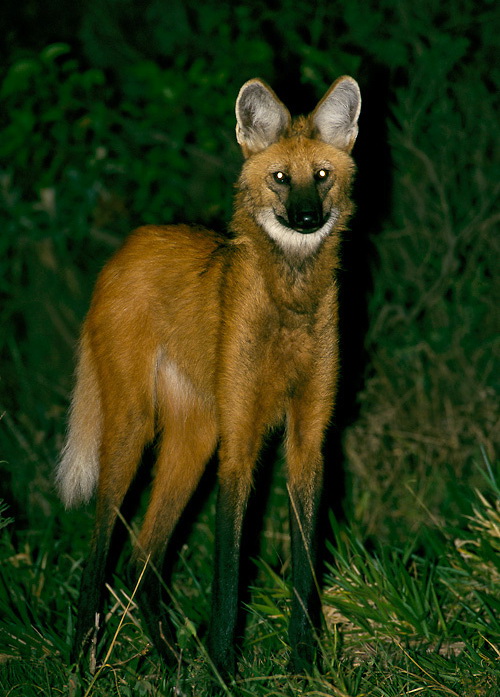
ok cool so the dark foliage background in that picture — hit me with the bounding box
[0,0,498,693]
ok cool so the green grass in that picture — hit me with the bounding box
[0,457,498,695]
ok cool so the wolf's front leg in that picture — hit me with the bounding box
[285,388,332,672]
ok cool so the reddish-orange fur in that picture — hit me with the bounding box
[59,75,361,674]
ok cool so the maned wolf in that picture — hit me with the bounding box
[58,75,361,675]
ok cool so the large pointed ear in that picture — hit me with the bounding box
[236,79,291,157]
[312,76,361,153]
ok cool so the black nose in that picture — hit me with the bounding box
[286,184,324,233]
[294,210,321,230]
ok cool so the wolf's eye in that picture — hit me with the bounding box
[273,171,290,185]
[315,169,329,182]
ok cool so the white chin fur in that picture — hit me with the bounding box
[256,208,338,256]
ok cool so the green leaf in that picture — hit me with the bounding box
[0,60,41,98]
[39,43,71,63]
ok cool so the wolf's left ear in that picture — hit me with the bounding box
[236,79,291,157]
[312,76,361,153]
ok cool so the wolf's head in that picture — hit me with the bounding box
[235,76,361,257]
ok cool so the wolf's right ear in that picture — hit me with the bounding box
[236,79,291,157]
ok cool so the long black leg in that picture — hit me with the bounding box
[287,479,323,672]
[71,507,117,665]
[71,420,149,666]
[130,406,217,666]
[132,554,179,666]
[207,478,251,677]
